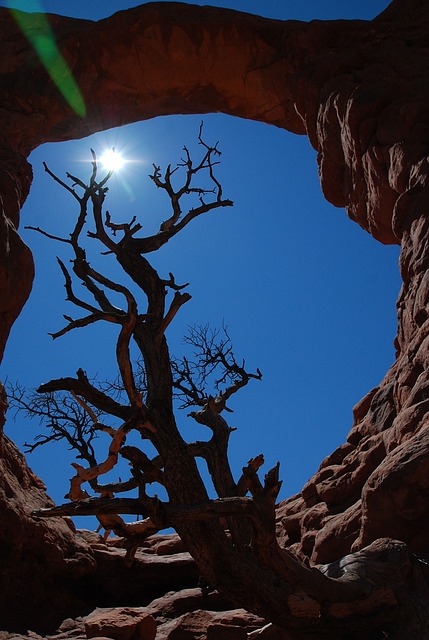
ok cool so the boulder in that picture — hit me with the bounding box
[84,608,156,640]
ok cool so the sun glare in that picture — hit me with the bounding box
[100,148,126,172]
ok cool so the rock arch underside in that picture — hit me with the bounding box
[2,0,429,638]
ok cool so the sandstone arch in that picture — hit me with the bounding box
[2,0,429,636]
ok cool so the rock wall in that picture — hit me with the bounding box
[1,0,429,634]
[0,432,96,631]
[0,149,33,361]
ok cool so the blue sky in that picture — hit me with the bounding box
[1,0,399,520]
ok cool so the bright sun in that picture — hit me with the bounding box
[100,148,126,172]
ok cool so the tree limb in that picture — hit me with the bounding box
[37,368,132,421]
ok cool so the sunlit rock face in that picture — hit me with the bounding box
[1,0,429,633]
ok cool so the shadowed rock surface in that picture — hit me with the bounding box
[1,0,429,636]
[0,433,96,631]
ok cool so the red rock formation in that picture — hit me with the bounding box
[0,432,96,631]
[0,149,33,361]
[2,0,429,635]
[84,607,157,640]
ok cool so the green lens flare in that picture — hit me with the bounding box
[9,2,86,117]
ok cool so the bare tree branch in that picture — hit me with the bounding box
[16,132,419,637]
[172,324,262,411]
[156,291,192,344]
[67,419,133,501]
[104,210,142,238]
[24,225,71,244]
[37,368,132,421]
[7,383,99,465]
[161,272,189,291]
[43,161,82,201]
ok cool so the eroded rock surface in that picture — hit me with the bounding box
[2,0,429,637]
[0,432,96,631]
[277,214,429,564]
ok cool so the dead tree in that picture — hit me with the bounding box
[19,130,429,639]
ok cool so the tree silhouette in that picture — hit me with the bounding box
[9,129,429,639]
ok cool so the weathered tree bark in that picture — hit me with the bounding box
[2,0,429,636]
